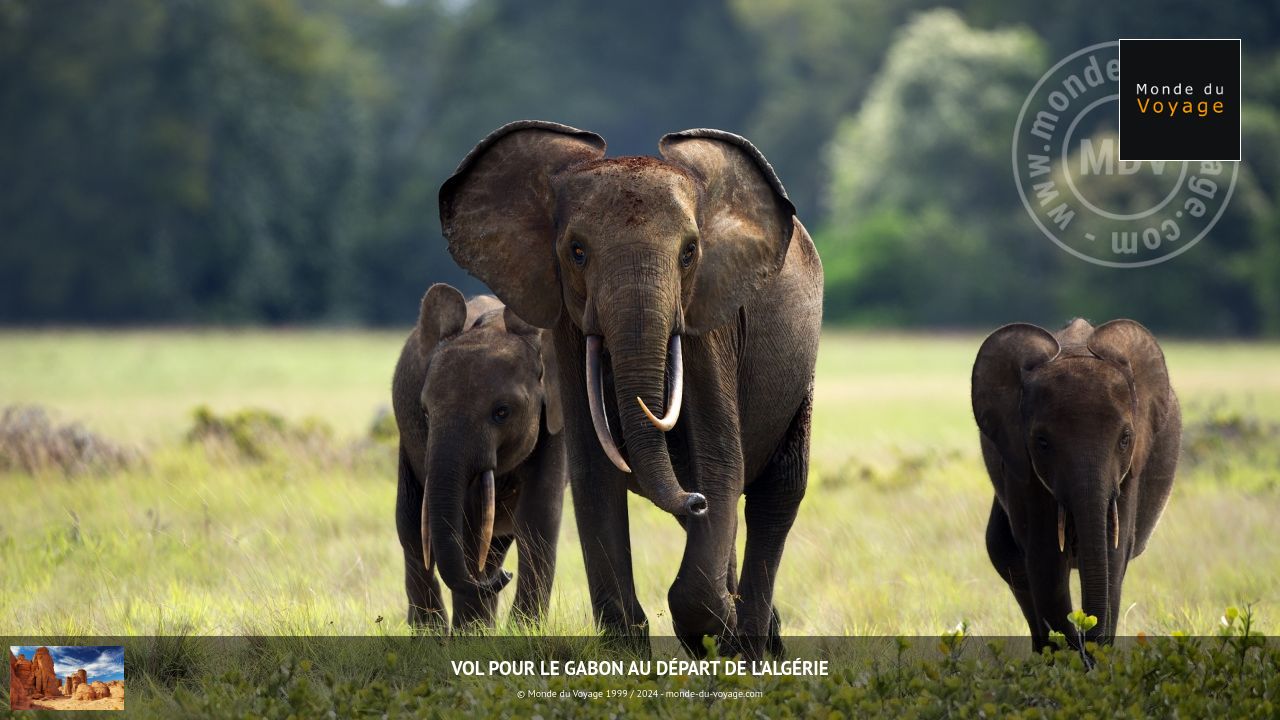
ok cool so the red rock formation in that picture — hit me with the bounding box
[30,647,62,697]
[8,649,32,710]
[11,651,33,692]
[11,649,119,708]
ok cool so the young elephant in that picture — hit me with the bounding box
[392,283,566,630]
[972,318,1180,649]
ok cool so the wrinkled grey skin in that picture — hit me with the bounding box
[972,318,1180,650]
[392,283,566,630]
[438,121,823,659]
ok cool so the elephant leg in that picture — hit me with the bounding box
[669,486,741,658]
[1106,558,1129,640]
[715,524,750,658]
[452,535,514,629]
[735,390,811,660]
[668,371,746,658]
[556,323,647,649]
[512,432,567,625]
[985,498,1036,644]
[569,455,647,646]
[402,549,447,631]
[672,511,743,654]
[726,533,739,602]
[1024,525,1073,652]
[396,445,447,630]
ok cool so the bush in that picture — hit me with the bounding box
[185,405,393,472]
[186,405,335,462]
[0,405,140,476]
[1182,406,1280,492]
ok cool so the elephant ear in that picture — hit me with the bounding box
[440,121,607,329]
[418,284,468,362]
[658,129,796,333]
[971,323,1061,480]
[1088,319,1173,461]
[501,307,562,435]
[538,328,563,435]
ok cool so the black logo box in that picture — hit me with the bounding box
[1119,39,1241,162]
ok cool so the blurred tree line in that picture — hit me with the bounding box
[0,0,1277,334]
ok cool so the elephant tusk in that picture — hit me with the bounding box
[586,335,631,473]
[476,469,495,575]
[420,482,431,571]
[636,335,683,432]
[1110,497,1120,550]
[1057,504,1066,553]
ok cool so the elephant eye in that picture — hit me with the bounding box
[680,240,697,268]
[570,241,587,266]
[1036,436,1050,451]
[491,403,511,424]
[1119,430,1132,451]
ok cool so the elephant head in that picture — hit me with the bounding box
[439,121,795,518]
[972,319,1174,640]
[416,283,562,596]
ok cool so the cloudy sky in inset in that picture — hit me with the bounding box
[10,646,124,683]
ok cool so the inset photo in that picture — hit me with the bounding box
[8,646,124,712]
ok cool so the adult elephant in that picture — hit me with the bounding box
[439,121,823,657]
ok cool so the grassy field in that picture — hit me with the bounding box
[1,329,1278,638]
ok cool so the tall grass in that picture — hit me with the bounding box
[1,330,1278,637]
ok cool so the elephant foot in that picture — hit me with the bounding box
[721,607,784,660]
[594,604,651,657]
[679,632,715,659]
[716,633,744,659]
[669,583,735,659]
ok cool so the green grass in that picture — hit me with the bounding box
[1,329,1278,639]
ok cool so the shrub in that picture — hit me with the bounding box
[185,405,393,472]
[187,405,333,462]
[0,405,140,476]
[105,609,1278,719]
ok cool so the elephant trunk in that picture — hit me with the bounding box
[609,330,706,517]
[425,443,509,596]
[586,334,686,466]
[584,257,705,517]
[1073,485,1113,644]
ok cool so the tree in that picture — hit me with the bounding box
[0,0,375,323]
[821,10,1051,326]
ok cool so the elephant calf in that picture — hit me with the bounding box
[392,283,566,629]
[972,318,1180,649]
